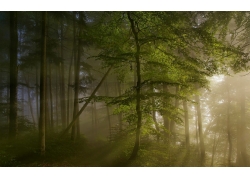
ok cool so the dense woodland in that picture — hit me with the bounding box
[1,11,250,167]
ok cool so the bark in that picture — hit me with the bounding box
[24,75,36,126]
[39,11,47,156]
[237,85,248,166]
[61,66,113,137]
[163,84,170,142]
[127,12,142,160]
[226,84,232,166]
[104,81,112,139]
[36,63,40,125]
[195,83,205,166]
[171,85,179,143]
[183,100,190,149]
[48,61,54,129]
[117,81,123,131]
[59,20,67,129]
[71,12,81,141]
[151,84,159,142]
[55,67,59,127]
[66,48,74,127]
[9,11,18,139]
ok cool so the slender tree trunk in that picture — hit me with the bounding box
[24,75,36,126]
[163,84,170,142]
[71,12,81,141]
[39,11,47,156]
[195,83,205,166]
[237,84,248,166]
[9,11,18,139]
[36,63,40,126]
[151,84,159,142]
[171,85,179,143]
[59,20,66,129]
[61,66,113,136]
[66,49,74,127]
[210,119,221,167]
[55,67,59,128]
[183,100,190,149]
[127,12,142,160]
[226,83,232,166]
[104,81,112,139]
[48,61,53,129]
[117,80,122,131]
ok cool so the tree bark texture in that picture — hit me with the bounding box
[195,84,205,166]
[39,11,47,156]
[9,11,18,139]
[127,12,142,160]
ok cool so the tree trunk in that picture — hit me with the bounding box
[61,66,113,136]
[71,12,81,141]
[117,80,123,131]
[226,83,232,166]
[163,84,170,142]
[237,84,248,166]
[104,81,112,139]
[195,83,205,166]
[151,84,159,142]
[127,12,142,160]
[24,75,36,126]
[171,85,179,143]
[59,20,67,129]
[48,61,54,129]
[55,66,59,127]
[66,49,74,127]
[183,100,190,149]
[9,11,18,139]
[39,11,47,156]
[36,63,40,126]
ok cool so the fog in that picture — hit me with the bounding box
[1,11,250,167]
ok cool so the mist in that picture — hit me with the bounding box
[1,11,250,167]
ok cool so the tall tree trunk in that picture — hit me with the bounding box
[36,63,40,126]
[237,84,248,166]
[226,83,232,166]
[39,11,47,156]
[151,84,159,142]
[171,85,179,143]
[55,67,59,127]
[104,81,112,139]
[24,75,36,126]
[183,100,190,149]
[59,20,66,129]
[48,61,54,129]
[127,12,142,160]
[61,66,113,136]
[117,80,123,131]
[9,11,18,139]
[163,84,170,142]
[71,12,81,141]
[66,49,74,127]
[195,83,205,166]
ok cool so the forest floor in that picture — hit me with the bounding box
[0,131,199,167]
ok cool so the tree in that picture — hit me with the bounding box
[9,11,18,139]
[39,11,47,156]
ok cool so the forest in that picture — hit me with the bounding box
[1,11,250,167]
